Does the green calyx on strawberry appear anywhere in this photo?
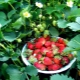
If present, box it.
[26,49,33,57]
[28,55,37,64]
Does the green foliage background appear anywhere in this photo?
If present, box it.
[0,0,80,80]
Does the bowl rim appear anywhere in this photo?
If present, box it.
[21,44,76,74]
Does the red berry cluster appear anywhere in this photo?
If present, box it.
[26,36,73,71]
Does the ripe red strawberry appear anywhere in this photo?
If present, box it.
[34,62,46,70]
[56,43,65,53]
[33,49,40,54]
[46,51,54,57]
[57,38,66,46]
[35,42,43,49]
[48,64,61,71]
[57,38,64,43]
[36,54,42,60]
[62,56,70,65]
[40,47,49,55]
[43,57,53,65]
[53,55,61,64]
[48,65,53,70]
[37,37,46,45]
[27,42,34,50]
[44,41,51,47]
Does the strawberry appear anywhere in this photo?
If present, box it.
[48,65,53,70]
[57,38,66,46]
[27,42,34,50]
[37,37,46,45]
[36,54,42,60]
[35,42,43,49]
[48,64,61,71]
[33,49,40,54]
[44,41,51,47]
[28,55,37,64]
[53,55,61,64]
[62,56,70,65]
[40,47,49,55]
[43,57,53,65]
[51,64,61,70]
[46,51,54,57]
[56,43,65,53]
[68,53,73,60]
[34,62,46,70]
[57,38,64,44]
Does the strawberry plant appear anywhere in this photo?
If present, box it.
[0,0,80,80]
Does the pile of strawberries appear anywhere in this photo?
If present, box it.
[26,36,74,71]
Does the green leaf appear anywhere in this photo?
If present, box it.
[69,8,80,17]
[0,56,9,61]
[77,61,80,69]
[0,12,6,19]
[30,76,39,80]
[0,19,11,28]
[57,19,68,28]
[3,32,19,42]
[0,30,3,40]
[54,4,66,11]
[50,74,74,80]
[67,22,80,31]
[19,30,33,38]
[67,34,80,48]
[76,17,80,24]
[1,63,8,78]
[46,7,55,14]
[25,65,38,76]
[63,47,74,52]
[12,17,23,30]
[77,50,80,61]
[7,10,16,19]
[6,65,23,80]
[49,27,59,37]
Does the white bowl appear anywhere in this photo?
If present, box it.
[21,44,76,74]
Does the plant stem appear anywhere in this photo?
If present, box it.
[8,2,16,10]
[17,59,23,66]
[25,73,29,80]
[0,43,7,51]
[12,60,19,67]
